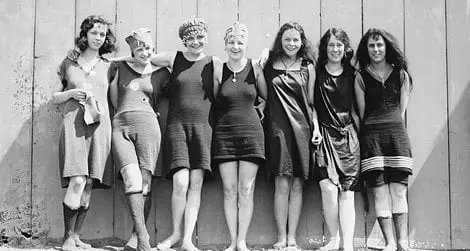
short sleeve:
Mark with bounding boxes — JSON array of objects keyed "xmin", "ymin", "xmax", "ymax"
[
  {"xmin": 354, "ymin": 71, "xmax": 366, "ymax": 91},
  {"xmin": 57, "ymin": 49, "xmax": 80, "ymax": 88},
  {"xmin": 108, "ymin": 61, "xmax": 119, "ymax": 83}
]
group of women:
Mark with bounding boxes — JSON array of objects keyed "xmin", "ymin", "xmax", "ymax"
[{"xmin": 53, "ymin": 14, "xmax": 413, "ymax": 251}]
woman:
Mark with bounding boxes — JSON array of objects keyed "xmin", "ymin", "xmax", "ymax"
[
  {"xmin": 121, "ymin": 17, "xmax": 215, "ymax": 251},
  {"xmin": 52, "ymin": 15, "xmax": 117, "ymax": 251},
  {"xmin": 211, "ymin": 22, "xmax": 267, "ymax": 251},
  {"xmin": 314, "ymin": 28, "xmax": 360, "ymax": 251},
  {"xmin": 109, "ymin": 28, "xmax": 170, "ymax": 251},
  {"xmin": 354, "ymin": 28, "xmax": 413, "ymax": 251},
  {"xmin": 262, "ymin": 22, "xmax": 321, "ymax": 249}
]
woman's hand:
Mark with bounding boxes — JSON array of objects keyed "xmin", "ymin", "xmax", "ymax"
[
  {"xmin": 69, "ymin": 89, "xmax": 92, "ymax": 103},
  {"xmin": 311, "ymin": 129, "xmax": 322, "ymax": 146}
]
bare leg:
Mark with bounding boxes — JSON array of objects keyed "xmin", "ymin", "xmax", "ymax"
[
  {"xmin": 287, "ymin": 177, "xmax": 303, "ymax": 247},
  {"xmin": 372, "ymin": 184, "xmax": 396, "ymax": 251},
  {"xmin": 122, "ymin": 164, "xmax": 150, "ymax": 251},
  {"xmin": 237, "ymin": 161, "xmax": 258, "ymax": 251},
  {"xmin": 273, "ymin": 176, "xmax": 289, "ymax": 249},
  {"xmin": 157, "ymin": 168, "xmax": 189, "ymax": 249},
  {"xmin": 181, "ymin": 169, "xmax": 204, "ymax": 251},
  {"xmin": 73, "ymin": 178, "xmax": 94, "ymax": 249},
  {"xmin": 62, "ymin": 175, "xmax": 86, "ymax": 251},
  {"xmin": 390, "ymin": 183, "xmax": 409, "ymax": 251},
  {"xmin": 219, "ymin": 161, "xmax": 238, "ymax": 251},
  {"xmin": 126, "ymin": 169, "xmax": 153, "ymax": 250},
  {"xmin": 338, "ymin": 190, "xmax": 355, "ymax": 251},
  {"xmin": 318, "ymin": 179, "xmax": 340, "ymax": 250}
]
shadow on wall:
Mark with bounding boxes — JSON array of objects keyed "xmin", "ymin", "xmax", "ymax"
[
  {"xmin": 365, "ymin": 81, "xmax": 470, "ymax": 249},
  {"xmin": 0, "ymin": 97, "xmax": 62, "ymax": 246}
]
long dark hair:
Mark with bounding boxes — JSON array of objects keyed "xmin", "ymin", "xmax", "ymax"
[
  {"xmin": 75, "ymin": 15, "xmax": 117, "ymax": 55},
  {"xmin": 356, "ymin": 28, "xmax": 412, "ymax": 89},
  {"xmin": 317, "ymin": 27, "xmax": 354, "ymax": 73},
  {"xmin": 267, "ymin": 22, "xmax": 315, "ymax": 66}
]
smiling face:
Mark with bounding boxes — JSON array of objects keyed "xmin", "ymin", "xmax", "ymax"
[
  {"xmin": 86, "ymin": 23, "xmax": 107, "ymax": 51},
  {"xmin": 367, "ymin": 35, "xmax": 386, "ymax": 64},
  {"xmin": 327, "ymin": 35, "xmax": 345, "ymax": 64},
  {"xmin": 184, "ymin": 33, "xmax": 207, "ymax": 55},
  {"xmin": 281, "ymin": 28, "xmax": 302, "ymax": 58},
  {"xmin": 132, "ymin": 43, "xmax": 154, "ymax": 65},
  {"xmin": 225, "ymin": 35, "xmax": 247, "ymax": 61}
]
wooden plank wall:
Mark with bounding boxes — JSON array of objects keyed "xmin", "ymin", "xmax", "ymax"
[{"xmin": 1, "ymin": 0, "xmax": 470, "ymax": 249}]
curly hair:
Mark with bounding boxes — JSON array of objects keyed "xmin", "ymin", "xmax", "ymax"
[
  {"xmin": 267, "ymin": 22, "xmax": 316, "ymax": 66},
  {"xmin": 75, "ymin": 15, "xmax": 117, "ymax": 55},
  {"xmin": 356, "ymin": 28, "xmax": 412, "ymax": 88},
  {"xmin": 317, "ymin": 27, "xmax": 354, "ymax": 72}
]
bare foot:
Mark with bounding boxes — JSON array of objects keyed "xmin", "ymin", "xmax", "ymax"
[
  {"xmin": 318, "ymin": 237, "xmax": 339, "ymax": 251},
  {"xmin": 62, "ymin": 236, "xmax": 77, "ymax": 251},
  {"xmin": 181, "ymin": 240, "xmax": 201, "ymax": 251},
  {"xmin": 383, "ymin": 243, "xmax": 397, "ymax": 251},
  {"xmin": 286, "ymin": 236, "xmax": 298, "ymax": 248},
  {"xmin": 157, "ymin": 234, "xmax": 181, "ymax": 250},
  {"xmin": 273, "ymin": 237, "xmax": 287, "ymax": 250},
  {"xmin": 236, "ymin": 240, "xmax": 249, "ymax": 251},
  {"xmin": 397, "ymin": 241, "xmax": 410, "ymax": 251},
  {"xmin": 223, "ymin": 244, "xmax": 236, "ymax": 251},
  {"xmin": 342, "ymin": 245, "xmax": 354, "ymax": 251},
  {"xmin": 124, "ymin": 232, "xmax": 138, "ymax": 251},
  {"xmin": 72, "ymin": 234, "xmax": 92, "ymax": 249},
  {"xmin": 137, "ymin": 234, "xmax": 151, "ymax": 251}
]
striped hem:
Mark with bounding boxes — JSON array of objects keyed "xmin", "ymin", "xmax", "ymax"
[{"xmin": 361, "ymin": 156, "xmax": 413, "ymax": 172}]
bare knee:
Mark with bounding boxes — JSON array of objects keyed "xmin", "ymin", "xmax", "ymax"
[
  {"xmin": 188, "ymin": 169, "xmax": 204, "ymax": 192},
  {"xmin": 338, "ymin": 191, "xmax": 354, "ymax": 206},
  {"xmin": 238, "ymin": 180, "xmax": 255, "ymax": 199},
  {"xmin": 69, "ymin": 176, "xmax": 87, "ymax": 193},
  {"xmin": 173, "ymin": 170, "xmax": 189, "ymax": 196},
  {"xmin": 121, "ymin": 164, "xmax": 143, "ymax": 193},
  {"xmin": 80, "ymin": 178, "xmax": 94, "ymax": 208},
  {"xmin": 390, "ymin": 183, "xmax": 408, "ymax": 213},
  {"xmin": 372, "ymin": 185, "xmax": 392, "ymax": 217},
  {"xmin": 223, "ymin": 183, "xmax": 237, "ymax": 200},
  {"xmin": 275, "ymin": 176, "xmax": 290, "ymax": 195},
  {"xmin": 289, "ymin": 178, "xmax": 303, "ymax": 195},
  {"xmin": 320, "ymin": 179, "xmax": 338, "ymax": 198}
]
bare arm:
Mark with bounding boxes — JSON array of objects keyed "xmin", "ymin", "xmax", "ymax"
[
  {"xmin": 252, "ymin": 60, "xmax": 267, "ymax": 100},
  {"xmin": 354, "ymin": 73, "xmax": 365, "ymax": 120},
  {"xmin": 400, "ymin": 70, "xmax": 411, "ymax": 119},
  {"xmin": 212, "ymin": 56, "xmax": 223, "ymax": 99},
  {"xmin": 307, "ymin": 64, "xmax": 321, "ymax": 145},
  {"xmin": 150, "ymin": 51, "xmax": 176, "ymax": 70},
  {"xmin": 110, "ymin": 51, "xmax": 176, "ymax": 70},
  {"xmin": 52, "ymin": 73, "xmax": 89, "ymax": 105},
  {"xmin": 109, "ymin": 69, "xmax": 119, "ymax": 109}
]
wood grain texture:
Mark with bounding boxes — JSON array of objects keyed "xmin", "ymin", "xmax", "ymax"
[
  {"xmin": 361, "ymin": 0, "xmax": 405, "ymax": 248},
  {"xmin": 405, "ymin": 0, "xmax": 450, "ymax": 248},
  {"xmin": 446, "ymin": 0, "xmax": 470, "ymax": 248},
  {"xmin": 156, "ymin": 0, "xmax": 197, "ymax": 53},
  {"xmin": 31, "ymin": 0, "xmax": 75, "ymax": 239},
  {"xmin": 239, "ymin": 0, "xmax": 279, "ymax": 58},
  {"xmin": 0, "ymin": 0, "xmax": 35, "ymax": 238},
  {"xmin": 320, "ymin": 0, "xmax": 362, "ymax": 52}
]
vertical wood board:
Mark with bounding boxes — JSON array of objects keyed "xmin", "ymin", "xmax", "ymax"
[
  {"xmin": 156, "ymin": 0, "xmax": 198, "ymax": 53},
  {"xmin": 239, "ymin": 0, "xmax": 279, "ymax": 58},
  {"xmin": 405, "ymin": 0, "xmax": 450, "ymax": 248},
  {"xmin": 446, "ymin": 0, "xmax": 470, "ymax": 248},
  {"xmin": 197, "ymin": 0, "xmax": 238, "ymax": 61},
  {"xmin": 0, "ymin": 0, "xmax": 35, "ymax": 238},
  {"xmin": 75, "ymin": 0, "xmax": 116, "ymax": 239},
  {"xmin": 31, "ymin": 0, "xmax": 75, "ymax": 238}
]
